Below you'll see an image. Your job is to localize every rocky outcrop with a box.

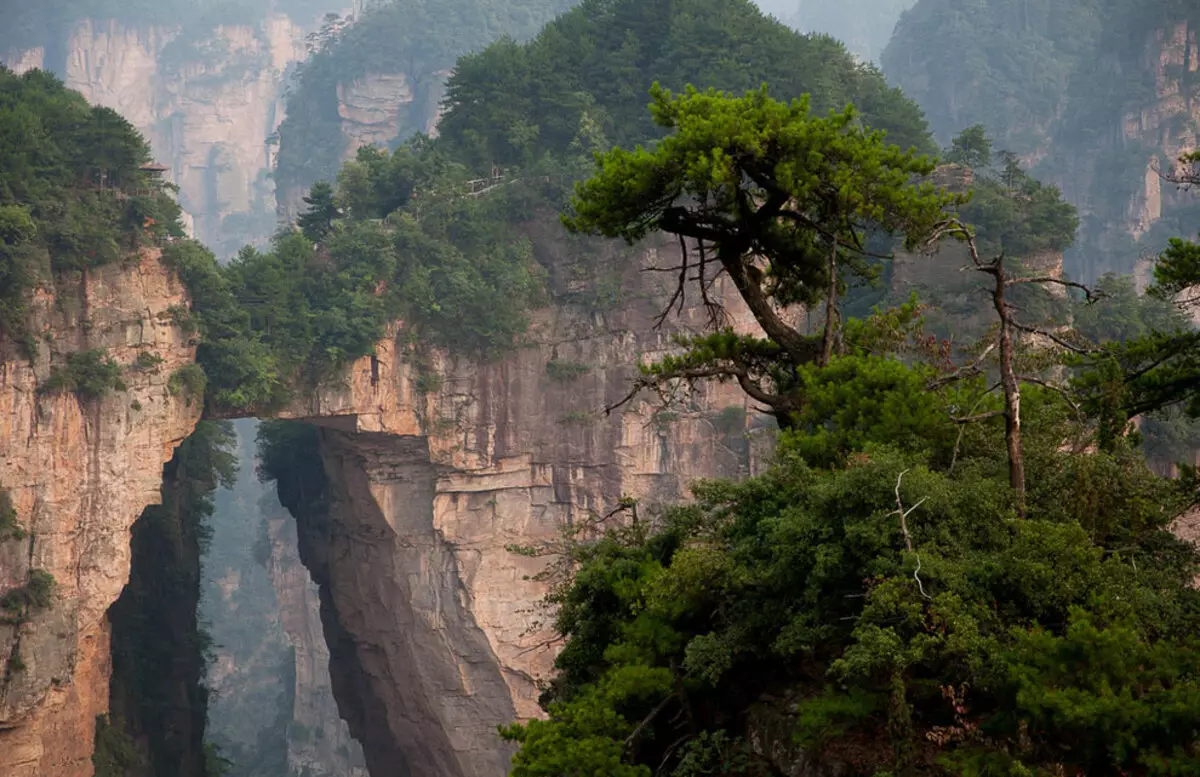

[0,249,201,777]
[267,508,369,777]
[0,230,765,777]
[202,422,368,777]
[337,70,448,159]
[1123,21,1199,237]
[256,241,765,775]
[3,15,314,255]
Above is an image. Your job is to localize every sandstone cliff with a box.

[0,234,766,777]
[260,242,766,776]
[1119,20,1198,242]
[3,15,315,256]
[0,250,201,777]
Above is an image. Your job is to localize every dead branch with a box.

[1008,275,1105,302]
[890,469,928,554]
[1008,319,1096,355]
[627,694,676,750]
[950,410,1006,424]
[927,342,997,390]
[889,469,931,599]
[1015,374,1083,416]
[603,364,785,418]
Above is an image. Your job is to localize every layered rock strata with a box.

[259,247,766,775]
[0,250,201,777]
[3,15,313,254]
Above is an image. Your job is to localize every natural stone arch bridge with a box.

[0,245,762,777]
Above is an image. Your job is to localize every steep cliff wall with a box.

[3,15,315,256]
[255,242,765,775]
[1,232,763,777]
[1115,20,1199,250]
[0,249,201,777]
[204,422,367,777]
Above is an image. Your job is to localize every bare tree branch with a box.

[1008,319,1096,355]
[1008,275,1104,302]
[927,342,997,390]
[950,409,1006,424]
[604,364,787,418]
[1015,374,1083,415]
[889,469,931,599]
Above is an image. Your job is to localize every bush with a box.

[0,487,26,541]
[93,715,145,777]
[168,364,208,405]
[133,351,165,370]
[40,349,126,400]
[546,360,591,382]
[1,568,56,620]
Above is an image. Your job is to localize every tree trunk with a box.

[821,241,838,367]
[991,260,1026,516]
[720,247,819,367]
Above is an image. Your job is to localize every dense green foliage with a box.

[503,57,1200,777]
[0,67,181,356]
[439,0,933,172]
[949,129,1078,258]
[504,361,1200,776]
[39,349,127,400]
[564,83,955,427]
[0,486,25,541]
[163,147,547,413]
[180,0,939,413]
[1,568,57,625]
[274,0,575,199]
[106,421,237,777]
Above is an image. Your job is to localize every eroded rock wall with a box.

[0,250,201,777]
[259,241,766,774]
[3,15,314,255]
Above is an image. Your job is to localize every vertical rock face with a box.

[0,250,201,777]
[337,69,450,156]
[4,15,314,255]
[266,510,369,777]
[1120,20,1199,241]
[262,244,767,775]
[204,427,368,777]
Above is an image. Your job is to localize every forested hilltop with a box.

[192,0,933,415]
[883,0,1200,279]
[0,66,183,357]
[273,0,580,206]
[275,0,931,204]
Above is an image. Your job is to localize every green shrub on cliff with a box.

[0,486,25,541]
[0,67,183,358]
[503,394,1200,776]
[40,349,127,400]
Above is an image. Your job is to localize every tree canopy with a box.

[0,66,182,356]
[564,84,957,427]
[438,0,934,173]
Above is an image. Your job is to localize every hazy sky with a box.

[750,0,918,63]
